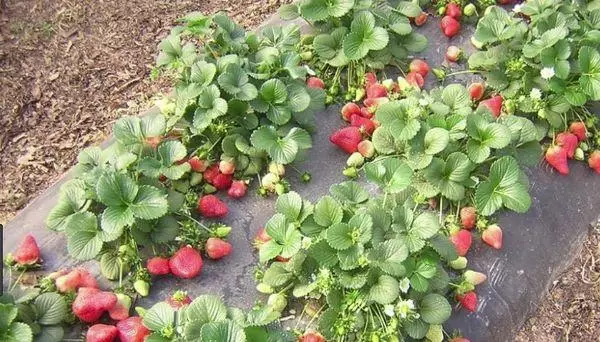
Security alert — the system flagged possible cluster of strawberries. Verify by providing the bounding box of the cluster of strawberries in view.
[146,238,232,280]
[439,1,515,39]
[545,122,600,175]
[445,206,501,314]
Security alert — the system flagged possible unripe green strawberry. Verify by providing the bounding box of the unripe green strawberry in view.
[190,172,203,186]
[432,68,446,81]
[354,88,365,101]
[301,172,312,183]
[134,280,149,297]
[256,283,274,294]
[575,148,584,160]
[580,142,590,151]
[464,270,487,286]
[203,184,217,194]
[262,172,280,191]
[343,167,358,178]
[267,293,288,312]
[449,256,468,270]
[382,79,395,91]
[301,34,314,45]
[438,7,446,16]
[300,51,313,61]
[275,183,286,195]
[463,3,476,16]
[347,152,365,167]
[268,162,285,176]
[214,226,232,238]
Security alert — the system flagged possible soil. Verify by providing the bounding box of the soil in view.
[0,0,289,224]
[515,224,600,342]
[1,1,599,341]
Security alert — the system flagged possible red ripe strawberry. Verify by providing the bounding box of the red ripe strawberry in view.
[445,45,462,62]
[446,3,462,19]
[441,16,461,38]
[306,77,325,89]
[359,106,373,119]
[86,324,118,342]
[556,132,578,159]
[169,246,203,279]
[498,0,514,4]
[366,83,388,99]
[212,173,233,190]
[363,97,389,113]
[341,102,361,121]
[468,83,485,101]
[330,126,363,154]
[72,287,117,323]
[456,291,478,312]
[358,140,375,158]
[589,151,600,174]
[78,269,99,288]
[414,12,428,26]
[460,207,476,230]
[479,95,503,118]
[406,72,424,88]
[450,229,472,257]
[219,160,235,175]
[203,164,220,184]
[409,59,430,77]
[116,316,150,342]
[166,290,192,309]
[482,224,503,249]
[56,269,81,293]
[206,237,233,260]
[450,338,471,342]
[228,180,248,199]
[13,234,40,265]
[275,255,290,262]
[254,227,271,248]
[545,145,569,175]
[198,195,228,218]
[364,72,377,87]
[300,332,326,342]
[108,293,131,321]
[147,257,170,276]
[349,115,376,135]
[188,156,207,172]
[569,121,587,141]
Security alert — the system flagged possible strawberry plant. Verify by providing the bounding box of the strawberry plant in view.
[279,0,428,102]
[154,12,325,195]
[469,3,600,173]
[254,187,485,340]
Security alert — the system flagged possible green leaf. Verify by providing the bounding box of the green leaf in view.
[130,185,168,220]
[300,0,355,21]
[313,196,343,227]
[371,127,396,154]
[186,295,228,325]
[368,275,399,305]
[65,212,103,260]
[35,326,64,342]
[395,1,422,17]
[201,321,246,342]
[365,158,413,193]
[260,79,288,104]
[143,302,175,331]
[0,304,17,329]
[475,156,531,215]
[329,181,369,205]
[34,293,67,326]
[100,252,121,280]
[308,240,338,267]
[343,12,389,60]
[371,239,408,276]
[96,173,137,207]
[419,294,451,325]
[190,61,216,86]
[279,3,300,20]
[412,212,440,239]
[5,322,33,342]
[424,128,450,155]
[276,192,303,222]
[326,223,354,250]
[46,180,88,231]
[579,46,600,100]
[262,262,293,287]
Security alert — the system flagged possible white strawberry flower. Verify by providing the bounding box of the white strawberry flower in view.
[540,67,555,80]
[383,304,395,317]
[396,299,416,319]
[399,277,410,293]
[513,4,523,13]
[530,88,542,100]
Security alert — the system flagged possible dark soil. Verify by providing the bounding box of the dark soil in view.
[0,0,289,224]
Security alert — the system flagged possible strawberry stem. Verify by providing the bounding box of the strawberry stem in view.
[178,213,213,233]
[445,70,480,77]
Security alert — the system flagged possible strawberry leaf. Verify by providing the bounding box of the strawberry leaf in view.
[185,295,228,325]
[313,196,343,227]
[329,181,369,205]
[365,158,413,194]
[276,192,303,222]
[300,0,354,21]
[368,275,399,305]
[579,46,600,100]
[46,180,89,231]
[65,212,103,260]
[34,293,67,325]
[144,302,175,332]
[419,294,451,325]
